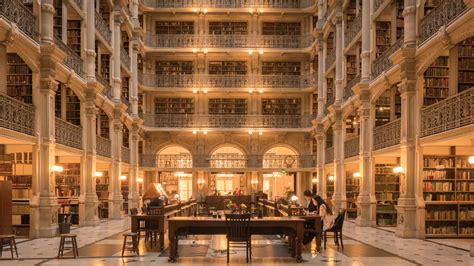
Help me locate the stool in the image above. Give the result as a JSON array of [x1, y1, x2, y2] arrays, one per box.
[[0, 235, 18, 259], [57, 234, 79, 259], [122, 232, 139, 257]]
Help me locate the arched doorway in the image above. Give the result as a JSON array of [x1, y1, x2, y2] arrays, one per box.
[[156, 145, 193, 199], [209, 145, 246, 195], [262, 146, 299, 200]]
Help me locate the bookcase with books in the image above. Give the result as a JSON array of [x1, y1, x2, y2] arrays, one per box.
[[375, 164, 399, 226], [100, 54, 111, 82], [375, 22, 391, 58], [423, 154, 474, 237], [96, 171, 109, 219], [209, 22, 248, 35], [122, 32, 129, 54], [423, 56, 449, 106], [67, 20, 81, 56], [262, 22, 301, 35], [98, 109, 110, 139], [122, 76, 130, 101], [99, 1, 110, 22], [208, 98, 248, 114], [138, 93, 143, 115], [346, 55, 358, 82], [346, 172, 360, 219], [155, 21, 194, 34], [7, 53, 33, 104], [261, 62, 301, 76], [395, 0, 404, 40], [457, 37, 474, 93], [345, 0, 357, 24], [65, 88, 81, 126], [53, 0, 62, 38], [375, 95, 390, 127], [327, 175, 334, 199], [56, 163, 80, 225], [312, 93, 318, 116], [208, 61, 247, 75], [261, 98, 301, 115], [326, 78, 334, 105], [154, 98, 195, 114], [121, 178, 129, 213], [123, 126, 129, 148], [55, 85, 62, 117], [327, 32, 335, 55], [155, 61, 194, 75]]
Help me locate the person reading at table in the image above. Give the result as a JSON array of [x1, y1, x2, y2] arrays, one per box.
[[302, 191, 334, 245]]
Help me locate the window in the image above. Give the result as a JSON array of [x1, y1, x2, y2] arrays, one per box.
[[179, 176, 193, 200], [216, 176, 233, 195]]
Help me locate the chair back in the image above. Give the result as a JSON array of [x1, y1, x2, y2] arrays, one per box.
[[334, 208, 346, 231], [147, 206, 163, 215], [130, 208, 138, 215], [225, 213, 251, 242]]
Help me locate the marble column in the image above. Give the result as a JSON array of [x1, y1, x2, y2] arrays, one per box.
[[109, 111, 123, 219], [315, 126, 326, 199], [356, 0, 376, 227], [317, 34, 325, 118], [395, 0, 419, 238], [79, 90, 100, 226], [128, 123, 140, 210]]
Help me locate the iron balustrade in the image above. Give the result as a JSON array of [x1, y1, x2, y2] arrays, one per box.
[[0, 93, 35, 136], [139, 73, 316, 90], [344, 13, 362, 47], [373, 118, 401, 150], [421, 87, 474, 137], [120, 47, 131, 70], [325, 50, 336, 71], [96, 74, 113, 101], [96, 136, 111, 158], [344, 136, 359, 159], [141, 114, 313, 128], [325, 147, 334, 164], [122, 146, 131, 163], [141, 0, 316, 9], [95, 12, 112, 44], [143, 33, 313, 49], [343, 74, 360, 101], [419, 0, 467, 45], [371, 38, 403, 80], [325, 95, 335, 111], [55, 117, 83, 150], [0, 0, 38, 41], [373, 0, 388, 14], [54, 36, 84, 77], [121, 96, 130, 109]]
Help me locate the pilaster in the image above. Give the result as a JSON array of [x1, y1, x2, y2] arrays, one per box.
[[128, 123, 140, 210], [109, 110, 123, 219], [315, 124, 326, 198], [332, 110, 346, 210]]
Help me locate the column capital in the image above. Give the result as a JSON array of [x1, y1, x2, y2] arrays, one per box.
[[40, 79, 58, 94]]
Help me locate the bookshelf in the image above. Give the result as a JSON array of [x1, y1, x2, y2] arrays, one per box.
[[123, 126, 129, 148], [346, 173, 359, 219], [423, 56, 449, 106], [122, 76, 130, 101], [262, 62, 301, 76], [261, 98, 301, 115], [209, 22, 248, 35], [56, 163, 81, 225], [161, 172, 178, 196], [423, 155, 474, 237], [375, 22, 391, 58], [121, 178, 129, 213], [155, 21, 194, 34], [346, 55, 358, 81], [327, 32, 335, 55], [208, 98, 248, 114], [262, 22, 301, 35], [122, 32, 129, 55], [65, 88, 81, 126], [96, 171, 109, 219], [99, 1, 110, 22], [138, 93, 143, 115], [208, 61, 247, 75], [327, 78, 334, 104], [312, 93, 318, 116], [327, 175, 334, 199], [345, 115, 359, 139], [375, 164, 399, 226], [7, 53, 33, 104], [155, 61, 194, 75], [98, 110, 110, 139], [396, 0, 404, 40], [100, 54, 111, 83], [375, 95, 390, 127], [55, 85, 62, 118], [154, 98, 194, 114], [457, 37, 474, 93], [345, 0, 357, 24], [53, 0, 62, 38], [138, 54, 143, 72], [67, 20, 81, 56]]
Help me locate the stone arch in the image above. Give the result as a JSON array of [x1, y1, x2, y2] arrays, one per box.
[[261, 143, 300, 156], [208, 142, 248, 157], [155, 144, 193, 169]]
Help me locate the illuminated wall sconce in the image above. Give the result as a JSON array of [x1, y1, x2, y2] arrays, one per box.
[[203, 130, 208, 135], [393, 166, 404, 174], [192, 130, 197, 134], [259, 89, 263, 94], [248, 50, 253, 55], [203, 49, 208, 54], [248, 89, 253, 94], [328, 175, 334, 181], [353, 172, 361, 178], [203, 89, 208, 94], [248, 130, 253, 135], [251, 179, 259, 185], [259, 50, 264, 55], [94, 171, 103, 177], [258, 131, 263, 136], [137, 177, 144, 183], [469, 156, 474, 164], [312, 177, 318, 184], [120, 175, 127, 181], [52, 165, 64, 172], [249, 8, 254, 14]]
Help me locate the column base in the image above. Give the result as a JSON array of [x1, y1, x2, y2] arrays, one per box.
[[356, 195, 377, 227], [128, 191, 139, 210], [30, 196, 59, 238], [395, 197, 417, 238], [79, 194, 100, 226], [108, 194, 124, 220]]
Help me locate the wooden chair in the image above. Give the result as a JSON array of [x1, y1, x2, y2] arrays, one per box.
[[0, 234, 18, 259], [324, 209, 346, 249], [225, 213, 252, 263], [57, 234, 79, 258], [144, 207, 162, 247], [130, 208, 138, 215], [122, 232, 139, 257]]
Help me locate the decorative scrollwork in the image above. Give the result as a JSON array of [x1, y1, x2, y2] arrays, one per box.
[[373, 119, 401, 150], [325, 147, 334, 164], [344, 136, 359, 159], [54, 36, 84, 77], [0, 0, 38, 41], [55, 117, 83, 150], [95, 11, 112, 44], [0, 93, 35, 136], [372, 38, 403, 80], [141, 0, 316, 9], [96, 136, 111, 158]]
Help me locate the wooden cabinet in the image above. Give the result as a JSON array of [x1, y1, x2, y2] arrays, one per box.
[[0, 181, 13, 235]]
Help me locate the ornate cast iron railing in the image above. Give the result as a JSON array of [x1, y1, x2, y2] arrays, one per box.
[[122, 146, 130, 163], [142, 114, 313, 128], [325, 49, 336, 70], [344, 136, 359, 159], [95, 12, 112, 44], [96, 136, 111, 158], [421, 87, 474, 137], [156, 154, 193, 168], [0, 0, 38, 41], [54, 36, 84, 77], [325, 147, 334, 164], [139, 73, 315, 90], [419, 0, 467, 44], [96, 74, 113, 101], [371, 38, 403, 80], [142, 0, 316, 9], [373, 0, 387, 14], [373, 118, 401, 150], [0, 93, 35, 136], [263, 154, 301, 169], [209, 154, 247, 168], [344, 13, 362, 47], [143, 34, 313, 49], [120, 47, 131, 70], [344, 74, 360, 100], [325, 95, 335, 111], [55, 118, 83, 150]]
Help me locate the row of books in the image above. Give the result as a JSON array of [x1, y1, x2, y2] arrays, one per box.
[[456, 182, 474, 192], [423, 157, 455, 168], [426, 209, 456, 220], [460, 227, 474, 235], [426, 225, 457, 235], [376, 192, 398, 201], [423, 170, 454, 180], [457, 194, 474, 201], [424, 193, 454, 201], [424, 67, 449, 77], [424, 182, 453, 192], [460, 208, 474, 220], [424, 88, 449, 98]]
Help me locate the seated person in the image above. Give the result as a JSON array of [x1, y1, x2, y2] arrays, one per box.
[[302, 191, 334, 245], [149, 196, 164, 207]]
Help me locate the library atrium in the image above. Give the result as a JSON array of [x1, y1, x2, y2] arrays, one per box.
[[0, 0, 473, 265]]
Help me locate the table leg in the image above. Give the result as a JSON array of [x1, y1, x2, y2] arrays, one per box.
[[296, 237, 303, 263], [159, 232, 165, 251], [316, 232, 322, 252]]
